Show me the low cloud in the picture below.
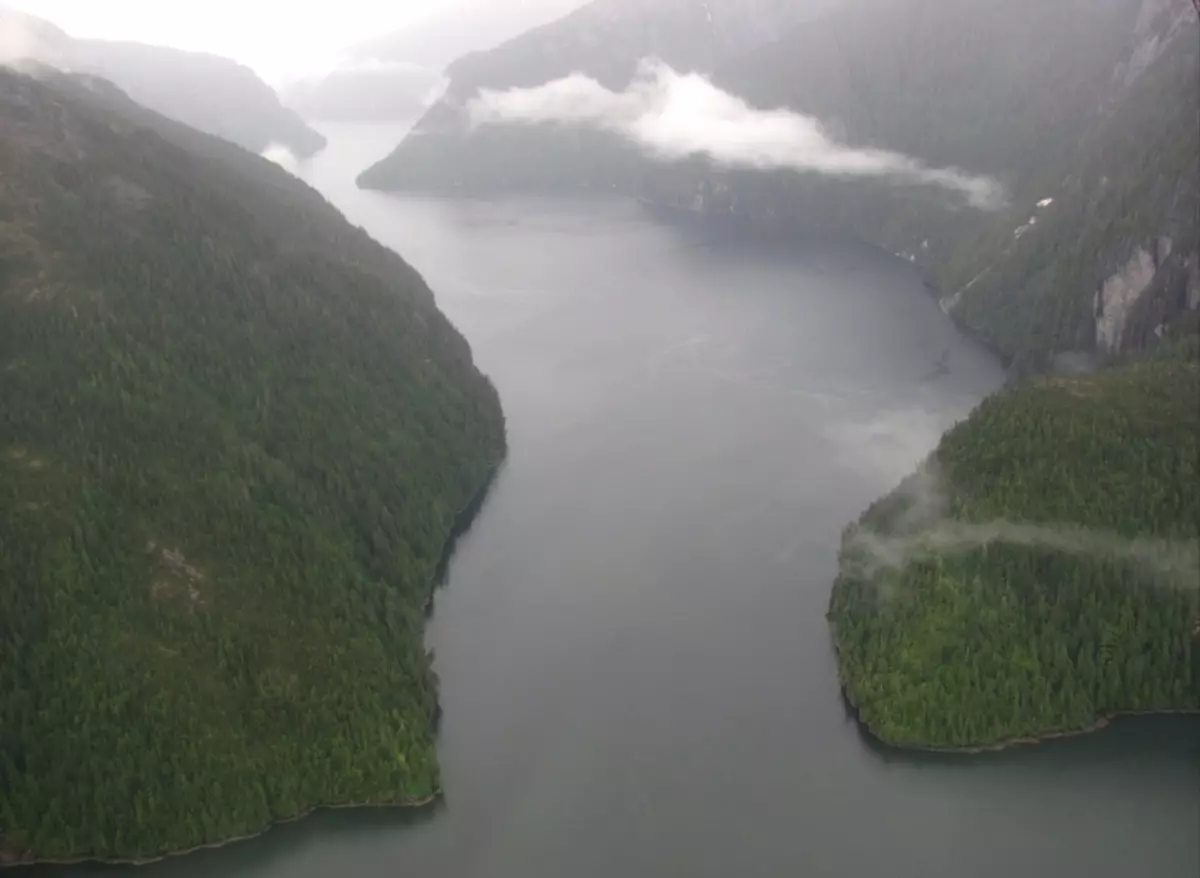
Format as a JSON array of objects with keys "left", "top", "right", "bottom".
[
  {"left": 848, "top": 518, "right": 1200, "bottom": 591},
  {"left": 338, "top": 57, "right": 431, "bottom": 76},
  {"left": 0, "top": 20, "right": 33, "bottom": 66},
  {"left": 295, "top": 55, "right": 442, "bottom": 83},
  {"left": 468, "top": 60, "right": 1005, "bottom": 209},
  {"left": 0, "top": 9, "right": 66, "bottom": 69},
  {"left": 842, "top": 464, "right": 1200, "bottom": 591},
  {"left": 261, "top": 143, "right": 300, "bottom": 175}
]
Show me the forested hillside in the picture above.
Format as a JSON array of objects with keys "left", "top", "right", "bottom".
[
  {"left": 0, "top": 66, "right": 505, "bottom": 864},
  {"left": 828, "top": 349, "right": 1200, "bottom": 749}
]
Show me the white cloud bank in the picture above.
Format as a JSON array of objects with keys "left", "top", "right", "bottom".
[
  {"left": 0, "top": 17, "right": 35, "bottom": 64},
  {"left": 261, "top": 143, "right": 300, "bottom": 175},
  {"left": 841, "top": 464, "right": 1200, "bottom": 592},
  {"left": 468, "top": 60, "right": 1005, "bottom": 209},
  {"left": 0, "top": 9, "right": 69, "bottom": 68}
]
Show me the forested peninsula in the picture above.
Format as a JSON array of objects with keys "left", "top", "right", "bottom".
[
  {"left": 0, "top": 67, "right": 505, "bottom": 865},
  {"left": 828, "top": 345, "right": 1200, "bottom": 750},
  {"left": 825, "top": 1, "right": 1200, "bottom": 751}
]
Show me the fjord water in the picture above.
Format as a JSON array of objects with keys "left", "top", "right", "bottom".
[{"left": 65, "top": 125, "right": 1199, "bottom": 878}]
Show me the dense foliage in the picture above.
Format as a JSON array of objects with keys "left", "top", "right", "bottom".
[
  {"left": 0, "top": 69, "right": 505, "bottom": 863},
  {"left": 828, "top": 354, "right": 1200, "bottom": 748}
]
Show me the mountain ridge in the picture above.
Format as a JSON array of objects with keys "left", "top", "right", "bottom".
[{"left": 0, "top": 8, "right": 326, "bottom": 157}]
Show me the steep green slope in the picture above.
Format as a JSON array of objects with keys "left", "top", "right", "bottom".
[
  {"left": 0, "top": 68, "right": 504, "bottom": 864},
  {"left": 941, "top": 15, "right": 1199, "bottom": 372},
  {"left": 828, "top": 352, "right": 1200, "bottom": 749}
]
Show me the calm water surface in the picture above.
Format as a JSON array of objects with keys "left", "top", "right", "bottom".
[{"left": 60, "top": 124, "right": 1200, "bottom": 878}]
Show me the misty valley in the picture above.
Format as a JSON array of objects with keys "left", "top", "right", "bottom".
[{"left": 2, "top": 0, "right": 1199, "bottom": 876}]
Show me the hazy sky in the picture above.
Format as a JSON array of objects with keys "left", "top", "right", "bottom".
[{"left": 4, "top": 0, "right": 578, "bottom": 83}]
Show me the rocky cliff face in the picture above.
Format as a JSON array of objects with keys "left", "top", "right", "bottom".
[
  {"left": 942, "top": 0, "right": 1198, "bottom": 371},
  {"left": 1095, "top": 247, "right": 1160, "bottom": 353}
]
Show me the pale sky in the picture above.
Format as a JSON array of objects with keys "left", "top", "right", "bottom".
[{"left": 4, "top": 0, "right": 577, "bottom": 84}]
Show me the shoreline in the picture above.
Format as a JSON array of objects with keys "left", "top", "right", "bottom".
[
  {"left": 901, "top": 708, "right": 1200, "bottom": 755},
  {"left": 837, "top": 660, "right": 1200, "bottom": 755},
  {"left": 0, "top": 795, "right": 439, "bottom": 870},
  {"left": 2, "top": 461, "right": 504, "bottom": 872},
  {"left": 831, "top": 635, "right": 1200, "bottom": 754}
]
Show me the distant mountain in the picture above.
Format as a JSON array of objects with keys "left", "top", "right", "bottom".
[
  {"left": 0, "top": 61, "right": 503, "bottom": 865},
  {"left": 0, "top": 8, "right": 326, "bottom": 157},
  {"left": 440, "top": 0, "right": 829, "bottom": 94},
  {"left": 282, "top": 0, "right": 583, "bottom": 123},
  {"left": 645, "top": 0, "right": 1199, "bottom": 372},
  {"left": 354, "top": 0, "right": 586, "bottom": 73},
  {"left": 358, "top": 0, "right": 829, "bottom": 186},
  {"left": 361, "top": 0, "right": 1198, "bottom": 370},
  {"left": 281, "top": 60, "right": 442, "bottom": 123}
]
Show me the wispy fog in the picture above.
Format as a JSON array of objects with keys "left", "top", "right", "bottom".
[
  {"left": 843, "top": 464, "right": 1200, "bottom": 591},
  {"left": 0, "top": 9, "right": 65, "bottom": 67},
  {"left": 469, "top": 60, "right": 1006, "bottom": 209},
  {"left": 2, "top": 0, "right": 589, "bottom": 84},
  {"left": 0, "top": 17, "right": 33, "bottom": 64},
  {"left": 261, "top": 143, "right": 300, "bottom": 174}
]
